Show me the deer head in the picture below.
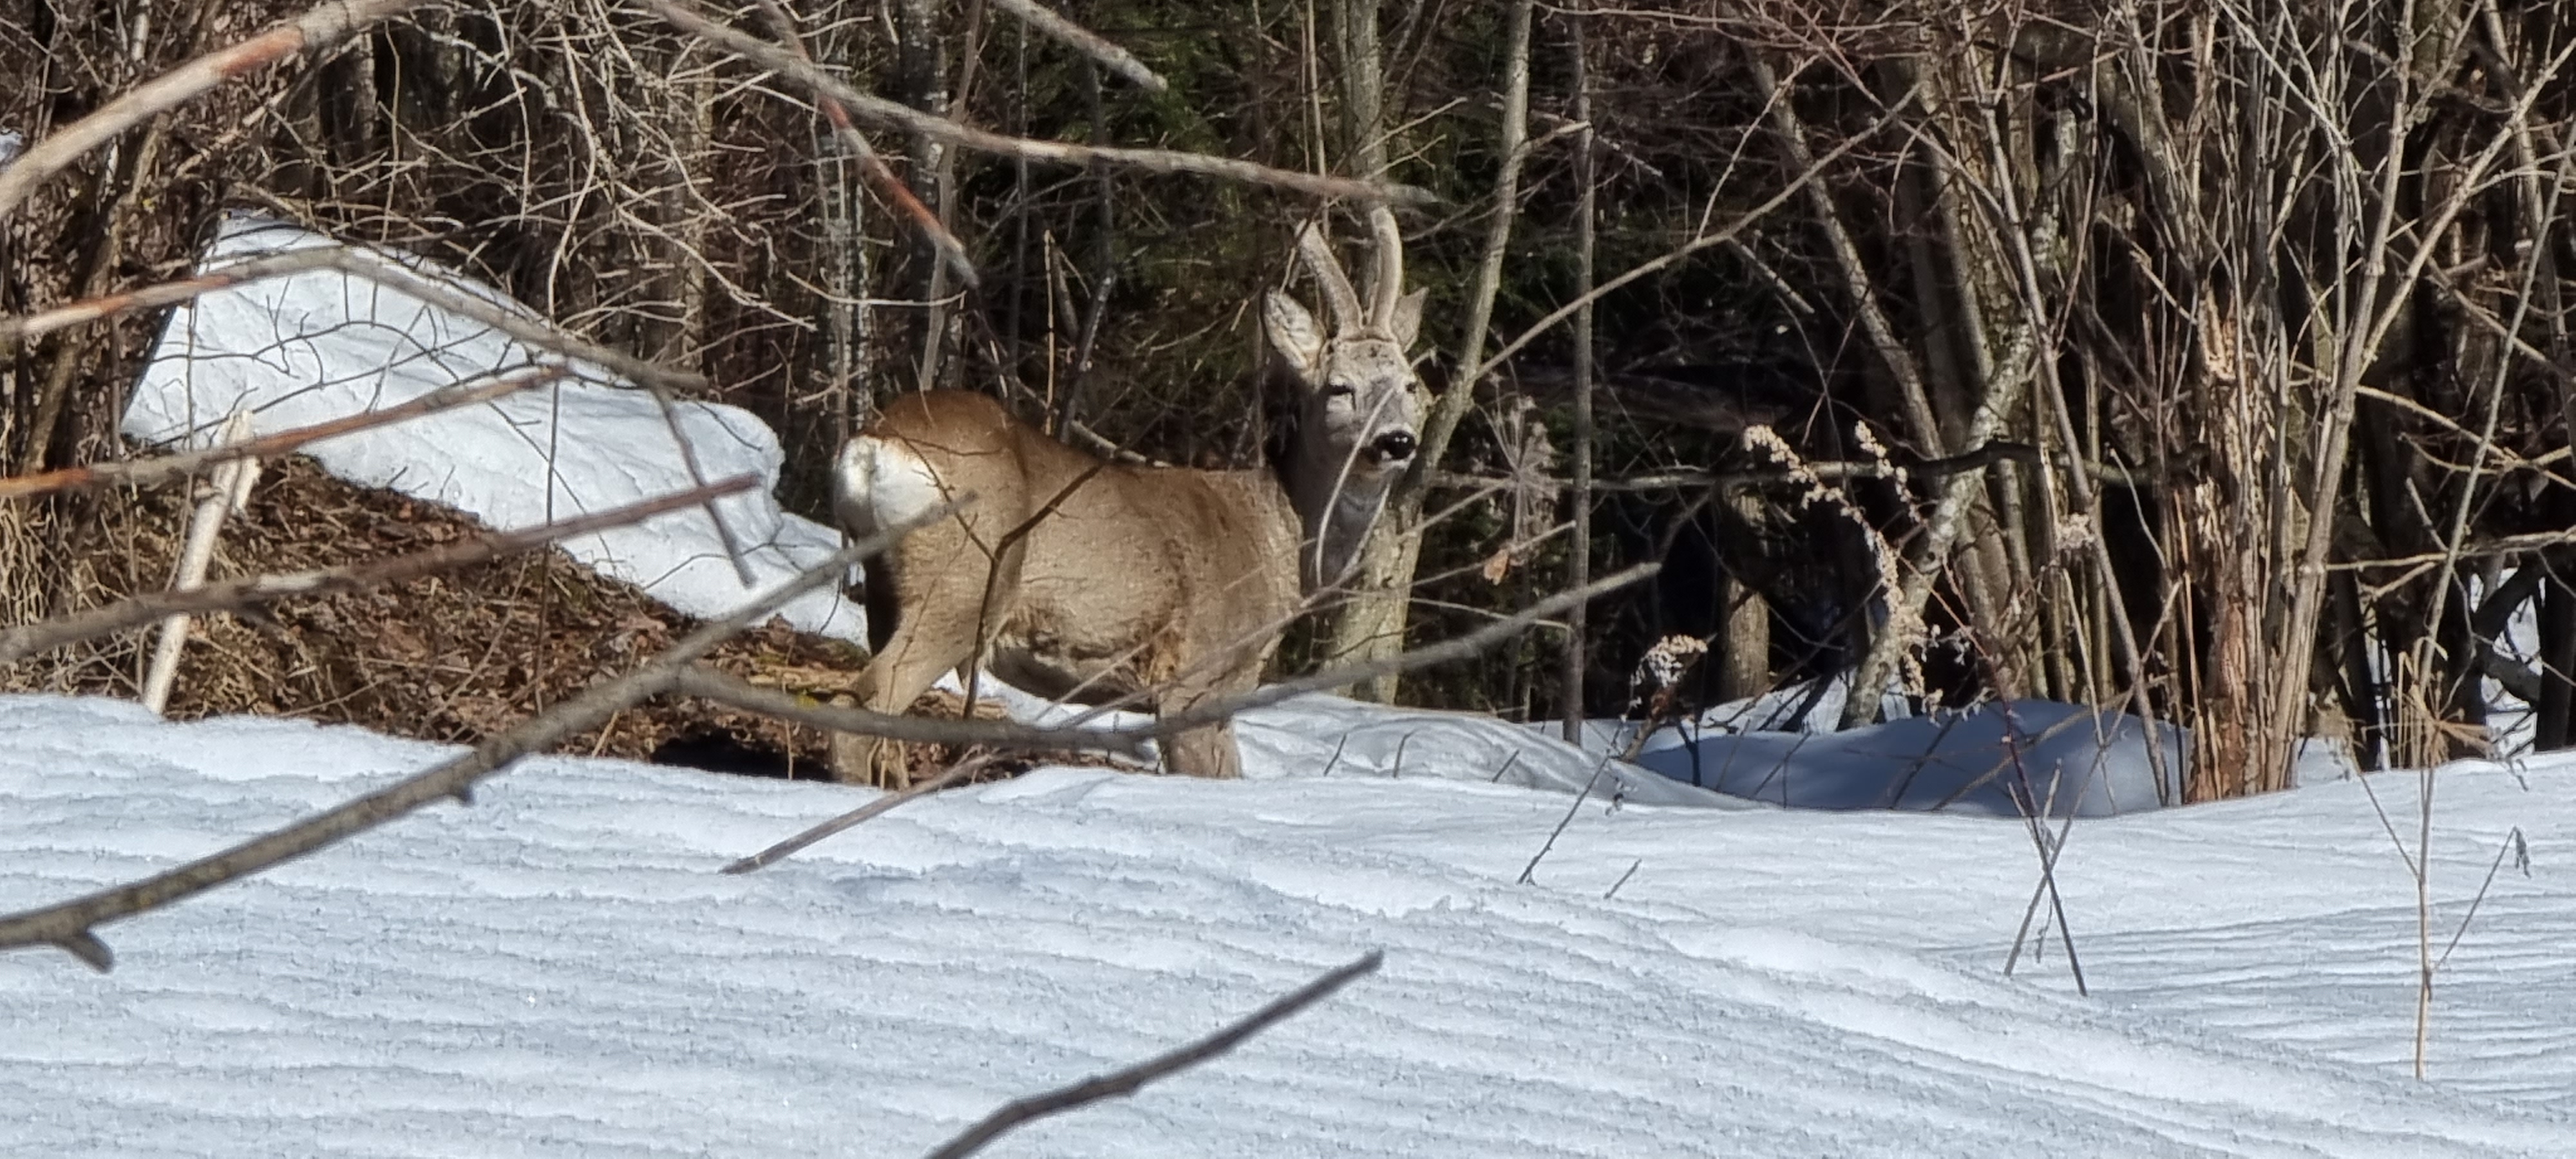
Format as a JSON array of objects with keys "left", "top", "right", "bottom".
[{"left": 1264, "top": 206, "right": 1426, "bottom": 591}]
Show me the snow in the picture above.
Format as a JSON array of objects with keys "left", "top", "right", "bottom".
[
  {"left": 2, "top": 694, "right": 2570, "bottom": 1156},
  {"left": 123, "top": 211, "right": 865, "bottom": 643},
  {"left": 39, "top": 212, "right": 2568, "bottom": 1156}
]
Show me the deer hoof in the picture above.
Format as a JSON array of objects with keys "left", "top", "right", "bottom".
[{"left": 828, "top": 733, "right": 910, "bottom": 790}]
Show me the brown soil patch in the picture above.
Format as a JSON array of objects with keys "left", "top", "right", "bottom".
[{"left": 1, "top": 455, "right": 1074, "bottom": 782}]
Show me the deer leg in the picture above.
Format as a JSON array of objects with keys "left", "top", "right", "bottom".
[
  {"left": 831, "top": 555, "right": 998, "bottom": 789},
  {"left": 832, "top": 629, "right": 977, "bottom": 789},
  {"left": 1154, "top": 674, "right": 1253, "bottom": 780}
]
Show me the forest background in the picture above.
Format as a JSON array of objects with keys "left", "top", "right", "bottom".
[{"left": 3, "top": 0, "right": 2572, "bottom": 803}]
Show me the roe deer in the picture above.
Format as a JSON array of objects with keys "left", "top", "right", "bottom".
[{"left": 828, "top": 209, "right": 1425, "bottom": 784}]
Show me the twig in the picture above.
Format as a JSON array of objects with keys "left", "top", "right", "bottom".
[
  {"left": 1466, "top": 83, "right": 1922, "bottom": 385},
  {"left": 1602, "top": 858, "right": 1641, "bottom": 900},
  {"left": 0, "top": 247, "right": 347, "bottom": 348},
  {"left": 1151, "top": 563, "right": 1659, "bottom": 737},
  {"left": 0, "top": 498, "right": 960, "bottom": 970},
  {"left": 989, "top": 0, "right": 1168, "bottom": 92},
  {"left": 2434, "top": 827, "right": 2530, "bottom": 970},
  {"left": 721, "top": 753, "right": 1000, "bottom": 875},
  {"left": 140, "top": 412, "right": 262, "bottom": 715},
  {"left": 204, "top": 245, "right": 704, "bottom": 395},
  {"left": 1989, "top": 701, "right": 2088, "bottom": 995},
  {"left": 0, "top": 476, "right": 759, "bottom": 666},
  {"left": 0, "top": 368, "right": 562, "bottom": 502},
  {"left": 921, "top": 951, "right": 1384, "bottom": 1159},
  {"left": 636, "top": 0, "right": 1428, "bottom": 206},
  {"left": 642, "top": 379, "right": 759, "bottom": 587},
  {"left": 746, "top": 0, "right": 978, "bottom": 288},
  {"left": 723, "top": 564, "right": 1658, "bottom": 870},
  {"left": 1517, "top": 754, "right": 1611, "bottom": 885},
  {"left": 1388, "top": 729, "right": 1416, "bottom": 777},
  {"left": 676, "top": 666, "right": 1146, "bottom": 756},
  {"left": 133, "top": 240, "right": 744, "bottom": 585},
  {"left": 0, "top": 0, "right": 430, "bottom": 221}
]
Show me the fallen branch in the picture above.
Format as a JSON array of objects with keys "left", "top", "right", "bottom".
[
  {"left": 0, "top": 0, "right": 430, "bottom": 221},
  {"left": 1517, "top": 755, "right": 1611, "bottom": 885},
  {"left": 0, "top": 476, "right": 759, "bottom": 666},
  {"left": 638, "top": 0, "right": 1428, "bottom": 206},
  {"left": 719, "top": 752, "right": 1004, "bottom": 875},
  {"left": 1425, "top": 440, "right": 2157, "bottom": 495},
  {"left": 676, "top": 666, "right": 1148, "bottom": 757},
  {"left": 140, "top": 412, "right": 263, "bottom": 715},
  {"left": 0, "top": 499, "right": 960, "bottom": 971},
  {"left": 922, "top": 951, "right": 1384, "bottom": 1159},
  {"left": 720, "top": 563, "right": 1659, "bottom": 872},
  {"left": 0, "top": 366, "right": 562, "bottom": 502}
]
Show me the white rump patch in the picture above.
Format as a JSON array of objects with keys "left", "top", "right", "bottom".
[{"left": 833, "top": 435, "right": 945, "bottom": 537}]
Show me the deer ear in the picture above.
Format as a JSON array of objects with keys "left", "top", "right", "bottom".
[
  {"left": 1264, "top": 290, "right": 1325, "bottom": 384},
  {"left": 1387, "top": 287, "right": 1428, "bottom": 349}
]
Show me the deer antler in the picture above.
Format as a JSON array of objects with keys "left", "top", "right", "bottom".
[
  {"left": 1293, "top": 220, "right": 1363, "bottom": 332},
  {"left": 1365, "top": 205, "right": 1405, "bottom": 333}
]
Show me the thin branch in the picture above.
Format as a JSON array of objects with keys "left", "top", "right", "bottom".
[
  {"left": 921, "top": 951, "right": 1385, "bottom": 1159},
  {"left": 0, "top": 476, "right": 758, "bottom": 666},
  {"left": 196, "top": 245, "right": 747, "bottom": 585},
  {"left": 1429, "top": 440, "right": 2157, "bottom": 495},
  {"left": 988, "top": 0, "right": 1168, "bottom": 93},
  {"left": 719, "top": 752, "right": 1004, "bottom": 875},
  {"left": 0, "top": 0, "right": 430, "bottom": 221},
  {"left": 1411, "top": 0, "right": 1533, "bottom": 482},
  {"left": 204, "top": 245, "right": 705, "bottom": 395},
  {"left": 636, "top": 0, "right": 1429, "bottom": 205},
  {"left": 722, "top": 563, "right": 1658, "bottom": 871},
  {"left": 676, "top": 665, "right": 1147, "bottom": 756},
  {"left": 1140, "top": 563, "right": 1658, "bottom": 737},
  {"left": 748, "top": 0, "right": 978, "bottom": 288},
  {"left": 140, "top": 413, "right": 262, "bottom": 715},
  {"left": 0, "top": 496, "right": 960, "bottom": 972},
  {"left": 643, "top": 380, "right": 760, "bottom": 587},
  {"left": 0, "top": 247, "right": 349, "bottom": 348},
  {"left": 1467, "top": 83, "right": 1922, "bottom": 386},
  {"left": 1517, "top": 754, "right": 1610, "bottom": 885},
  {"left": 0, "top": 367, "right": 564, "bottom": 502}
]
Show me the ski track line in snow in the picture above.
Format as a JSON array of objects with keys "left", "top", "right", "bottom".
[{"left": 0, "top": 695, "right": 2569, "bottom": 1157}]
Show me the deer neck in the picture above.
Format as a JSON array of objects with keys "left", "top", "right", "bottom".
[{"left": 1280, "top": 440, "right": 1394, "bottom": 594}]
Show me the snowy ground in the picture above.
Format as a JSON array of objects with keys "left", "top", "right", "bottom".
[
  {"left": 32, "top": 207, "right": 2567, "bottom": 1156},
  {"left": 1, "top": 694, "right": 2568, "bottom": 1156}
]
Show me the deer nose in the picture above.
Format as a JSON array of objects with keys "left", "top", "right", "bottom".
[{"left": 1372, "top": 430, "right": 1417, "bottom": 462}]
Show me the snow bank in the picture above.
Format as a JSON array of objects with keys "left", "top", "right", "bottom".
[
  {"left": 0, "top": 694, "right": 2567, "bottom": 1156},
  {"left": 124, "top": 212, "right": 864, "bottom": 642}
]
